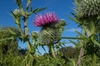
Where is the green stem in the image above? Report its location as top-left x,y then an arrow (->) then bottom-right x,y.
90,20 -> 96,66
27,40 -> 32,52
50,44 -> 56,58
18,25 -> 23,36
61,37 -> 86,40
91,20 -> 96,35
92,54 -> 96,66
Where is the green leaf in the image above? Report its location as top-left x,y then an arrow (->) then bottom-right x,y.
67,15 -> 81,24
70,40 -> 83,48
8,28 -> 16,35
27,41 -> 32,52
11,11 -> 16,18
33,7 -> 46,14
26,0 -> 31,7
91,22 -> 95,35
74,30 -> 90,42
28,54 -> 34,66
0,37 -> 14,41
74,30 -> 84,37
91,35 -> 100,46
15,0 -> 23,9
71,59 -> 76,66
97,16 -> 100,20
69,40 -> 78,46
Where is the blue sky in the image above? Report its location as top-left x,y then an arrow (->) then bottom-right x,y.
0,0 -> 81,54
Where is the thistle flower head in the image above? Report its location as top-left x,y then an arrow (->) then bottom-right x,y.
33,12 -> 59,27
75,0 -> 100,19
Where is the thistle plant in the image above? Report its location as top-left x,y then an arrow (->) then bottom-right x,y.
33,12 -> 66,58
69,0 -> 100,66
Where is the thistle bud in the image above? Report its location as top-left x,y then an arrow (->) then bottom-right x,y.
13,9 -> 21,16
32,32 -> 38,39
55,19 -> 66,28
59,19 -> 66,26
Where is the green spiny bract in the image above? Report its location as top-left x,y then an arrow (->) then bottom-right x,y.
75,0 -> 100,20
38,26 -> 61,45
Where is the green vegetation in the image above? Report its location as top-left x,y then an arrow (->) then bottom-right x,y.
0,0 -> 100,66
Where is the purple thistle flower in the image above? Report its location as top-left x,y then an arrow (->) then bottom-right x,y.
33,12 -> 59,27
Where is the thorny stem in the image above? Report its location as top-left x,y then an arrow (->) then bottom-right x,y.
23,16 -> 28,37
77,48 -> 84,66
22,8 -> 31,54
77,25 -> 86,66
23,16 -> 32,52
26,1 -> 30,11
23,15 -> 32,66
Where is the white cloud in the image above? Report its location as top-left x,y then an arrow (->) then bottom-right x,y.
64,28 -> 82,32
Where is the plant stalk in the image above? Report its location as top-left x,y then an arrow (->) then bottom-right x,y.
50,44 -> 56,59
77,24 -> 86,66
77,47 -> 84,66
